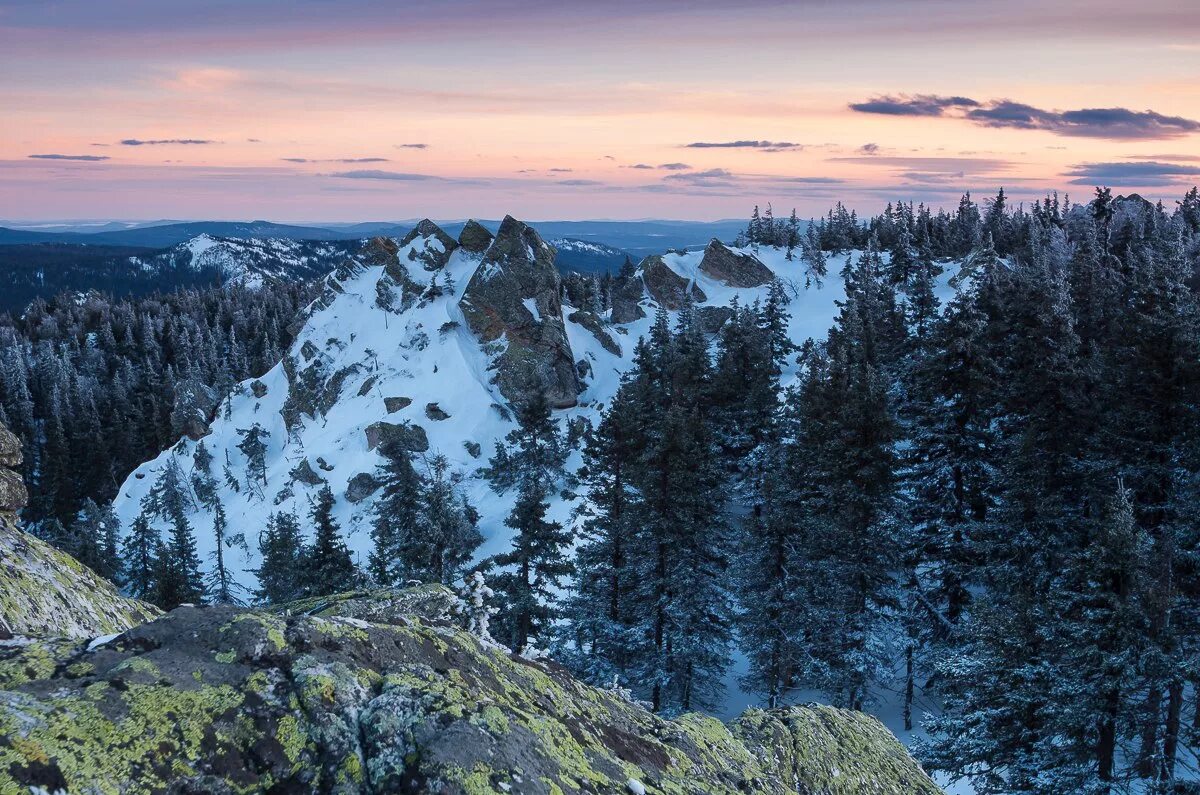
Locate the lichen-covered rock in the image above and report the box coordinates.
[0,425,26,532]
[400,219,459,271]
[457,219,494,254]
[0,587,940,794]
[568,310,621,355]
[0,526,159,639]
[364,421,430,453]
[459,215,581,408]
[170,378,219,441]
[698,239,774,287]
[641,255,706,309]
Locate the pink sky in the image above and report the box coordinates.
[3,0,1199,221]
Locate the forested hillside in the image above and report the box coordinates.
[2,188,1200,792]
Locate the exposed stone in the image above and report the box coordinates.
[698,238,774,287]
[0,586,940,794]
[568,310,621,355]
[425,402,450,421]
[697,305,736,334]
[463,441,482,459]
[459,215,581,408]
[289,459,325,487]
[640,255,706,309]
[357,375,377,397]
[457,218,494,254]
[364,421,430,453]
[383,396,412,413]
[169,378,218,441]
[250,380,268,398]
[609,272,646,324]
[345,473,380,503]
[400,219,458,271]
[364,236,422,313]
[0,425,26,532]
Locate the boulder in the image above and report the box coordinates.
[641,255,706,309]
[169,378,218,441]
[345,473,381,503]
[425,402,450,421]
[399,218,458,271]
[568,310,621,355]
[697,305,736,334]
[289,459,325,487]
[459,215,581,408]
[383,396,412,413]
[698,238,774,287]
[457,219,494,254]
[0,586,941,794]
[250,380,269,398]
[609,272,646,324]
[364,421,430,454]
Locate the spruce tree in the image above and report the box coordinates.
[254,512,306,604]
[303,485,358,597]
[369,438,424,586]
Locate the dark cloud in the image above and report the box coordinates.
[28,153,110,161]
[627,163,654,169]
[1063,160,1200,186]
[683,140,802,151]
[658,162,691,170]
[120,138,215,146]
[849,94,980,116]
[395,143,428,149]
[851,93,1200,140]
[858,143,880,155]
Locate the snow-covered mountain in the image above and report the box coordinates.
[548,237,631,272]
[132,233,362,288]
[113,217,859,583]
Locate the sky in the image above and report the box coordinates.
[2,0,1199,222]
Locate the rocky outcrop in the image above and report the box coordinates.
[641,255,706,309]
[0,586,941,794]
[0,425,26,533]
[457,219,494,254]
[697,305,736,334]
[170,378,218,441]
[568,310,621,355]
[0,425,158,639]
[400,219,458,271]
[364,421,430,454]
[609,271,646,324]
[459,215,581,408]
[366,236,422,314]
[345,473,380,503]
[383,396,412,413]
[698,239,774,287]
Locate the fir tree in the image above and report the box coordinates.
[303,485,358,597]
[254,512,306,604]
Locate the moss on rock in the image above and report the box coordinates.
[0,588,940,794]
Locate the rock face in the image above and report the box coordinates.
[0,425,26,533]
[641,255,706,309]
[459,215,581,408]
[609,270,647,324]
[698,239,775,288]
[0,424,158,638]
[170,378,219,441]
[457,218,494,254]
[400,219,458,271]
[568,310,621,355]
[0,586,941,794]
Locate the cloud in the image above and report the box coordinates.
[658,162,691,170]
[1125,153,1200,162]
[282,157,390,163]
[329,170,439,181]
[120,138,215,146]
[28,153,110,161]
[1063,160,1200,186]
[858,143,880,155]
[549,167,573,173]
[851,93,1200,140]
[663,168,736,187]
[395,143,429,149]
[829,155,1013,173]
[557,179,603,186]
[627,163,654,169]
[683,140,802,152]
[849,94,980,116]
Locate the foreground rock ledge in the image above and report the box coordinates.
[0,586,940,794]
